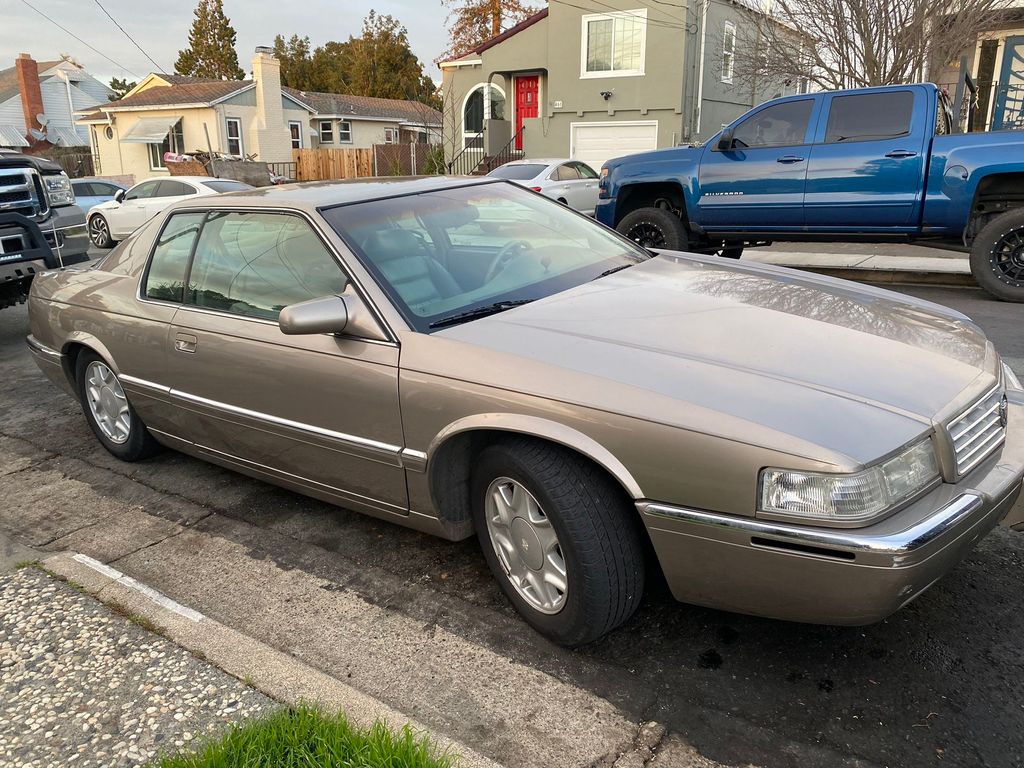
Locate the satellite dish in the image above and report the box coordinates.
[30,128,46,141]
[36,113,49,126]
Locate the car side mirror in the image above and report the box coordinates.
[114,189,126,202]
[278,292,389,342]
[716,128,735,152]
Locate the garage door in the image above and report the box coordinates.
[570,122,659,170]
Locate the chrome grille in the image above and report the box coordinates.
[0,167,47,220]
[948,386,1006,478]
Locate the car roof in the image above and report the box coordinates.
[501,158,571,166]
[185,175,500,211]
[74,177,125,185]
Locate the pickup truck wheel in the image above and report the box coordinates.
[617,207,688,250]
[88,215,114,249]
[471,438,645,646]
[76,352,161,461]
[971,209,1024,302]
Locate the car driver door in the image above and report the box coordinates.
[163,209,409,517]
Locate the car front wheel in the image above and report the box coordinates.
[616,207,689,250]
[88,215,115,249]
[76,351,160,461]
[971,209,1024,302]
[471,438,645,646]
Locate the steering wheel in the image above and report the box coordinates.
[485,240,532,283]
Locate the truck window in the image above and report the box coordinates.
[730,99,813,149]
[824,91,914,143]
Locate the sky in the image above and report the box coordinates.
[2,0,451,85]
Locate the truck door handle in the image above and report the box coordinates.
[776,155,805,164]
[885,150,918,158]
[174,333,197,354]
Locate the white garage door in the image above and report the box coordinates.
[570,121,659,170]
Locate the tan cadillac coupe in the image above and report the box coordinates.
[26,177,1024,645]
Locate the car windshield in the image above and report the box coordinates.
[488,164,546,180]
[322,181,649,332]
[204,180,252,193]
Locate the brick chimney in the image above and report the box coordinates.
[16,54,45,142]
[250,47,292,163]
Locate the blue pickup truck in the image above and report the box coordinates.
[595,83,1024,302]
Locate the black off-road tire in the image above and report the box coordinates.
[616,207,689,251]
[970,209,1024,302]
[76,351,161,461]
[471,437,645,646]
[88,214,115,249]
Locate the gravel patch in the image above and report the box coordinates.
[0,567,274,767]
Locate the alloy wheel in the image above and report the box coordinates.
[484,477,568,614]
[89,216,109,247]
[990,227,1024,286]
[84,361,131,444]
[626,222,666,248]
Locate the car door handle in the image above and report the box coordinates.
[174,333,197,354]
[885,150,918,158]
[776,155,805,164]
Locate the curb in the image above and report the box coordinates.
[42,551,504,768]
[744,252,977,288]
[785,265,976,288]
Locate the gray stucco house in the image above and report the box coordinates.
[440,0,806,170]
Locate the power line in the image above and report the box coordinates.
[549,0,689,32]
[18,0,142,78]
[92,0,167,75]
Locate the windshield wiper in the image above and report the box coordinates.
[428,299,536,329]
[591,263,637,281]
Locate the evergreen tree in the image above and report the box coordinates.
[108,77,136,100]
[440,0,538,61]
[175,0,245,80]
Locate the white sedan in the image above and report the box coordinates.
[87,176,252,248]
[487,159,601,216]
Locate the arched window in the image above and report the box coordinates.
[462,83,505,148]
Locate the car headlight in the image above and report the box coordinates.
[759,438,940,523]
[1003,361,1022,391]
[43,172,75,206]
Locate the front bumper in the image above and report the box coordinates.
[639,394,1024,625]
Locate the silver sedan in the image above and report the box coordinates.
[487,159,601,215]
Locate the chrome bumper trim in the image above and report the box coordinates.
[25,335,61,361]
[639,493,984,558]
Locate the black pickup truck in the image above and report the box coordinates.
[1,150,90,310]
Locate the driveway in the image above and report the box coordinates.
[1,285,1022,768]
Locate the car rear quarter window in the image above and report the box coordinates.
[144,212,205,302]
[824,91,914,143]
[185,212,347,321]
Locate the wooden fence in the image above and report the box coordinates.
[293,148,373,181]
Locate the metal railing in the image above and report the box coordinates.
[268,161,297,182]
[939,77,1024,132]
[477,126,525,175]
[446,131,484,175]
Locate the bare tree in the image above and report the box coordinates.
[735,0,1012,92]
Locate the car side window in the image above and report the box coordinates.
[143,212,205,302]
[125,181,159,201]
[72,182,93,197]
[824,91,914,144]
[554,164,580,181]
[156,180,196,197]
[573,162,599,179]
[185,212,348,321]
[730,99,814,149]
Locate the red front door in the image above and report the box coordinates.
[514,75,539,151]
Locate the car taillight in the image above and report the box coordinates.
[530,186,543,192]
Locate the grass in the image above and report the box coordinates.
[149,704,456,768]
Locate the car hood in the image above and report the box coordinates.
[431,254,995,466]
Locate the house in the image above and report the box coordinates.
[930,2,1024,131]
[439,0,805,170]
[0,54,112,148]
[77,48,441,181]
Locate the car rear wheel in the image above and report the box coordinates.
[971,209,1024,302]
[617,207,688,250]
[471,438,645,646]
[76,352,160,461]
[88,215,114,249]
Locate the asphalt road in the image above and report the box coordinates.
[1,284,1023,768]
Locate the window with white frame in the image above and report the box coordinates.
[722,22,736,84]
[289,121,302,149]
[319,120,333,144]
[148,120,184,170]
[384,127,399,144]
[338,121,352,143]
[581,9,647,78]
[225,117,242,156]
[462,83,505,148]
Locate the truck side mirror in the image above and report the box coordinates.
[716,128,735,152]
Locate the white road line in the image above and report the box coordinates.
[71,553,205,623]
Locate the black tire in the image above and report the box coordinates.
[76,351,161,461]
[616,207,689,250]
[471,437,645,646]
[88,214,115,249]
[970,209,1024,302]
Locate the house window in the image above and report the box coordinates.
[462,83,505,148]
[581,10,647,78]
[319,120,333,144]
[384,127,398,144]
[225,117,242,156]
[338,121,352,143]
[104,125,114,140]
[289,121,302,149]
[148,120,184,170]
[722,22,736,84]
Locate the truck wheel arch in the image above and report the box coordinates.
[613,182,688,227]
